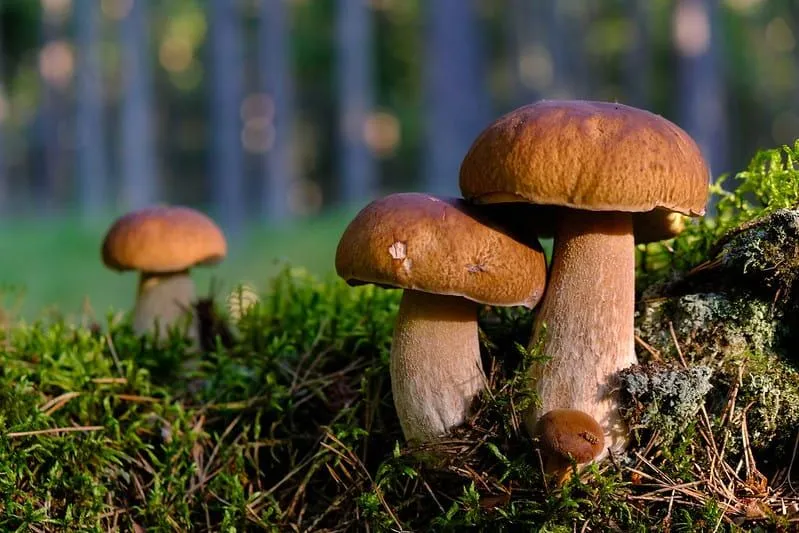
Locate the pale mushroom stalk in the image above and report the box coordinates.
[133,270,198,340]
[528,209,636,458]
[391,290,483,443]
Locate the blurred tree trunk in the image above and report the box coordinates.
[0,20,7,212]
[544,0,590,99]
[423,0,489,196]
[674,0,728,178]
[336,0,376,206]
[258,0,293,223]
[120,0,157,210]
[624,0,651,108]
[32,10,62,214]
[74,0,107,219]
[507,0,545,108]
[209,0,246,234]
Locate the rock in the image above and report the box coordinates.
[619,362,713,440]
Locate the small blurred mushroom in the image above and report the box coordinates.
[533,408,605,486]
[336,192,547,443]
[101,205,227,345]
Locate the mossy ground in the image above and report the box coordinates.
[6,143,799,531]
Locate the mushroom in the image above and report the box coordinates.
[459,100,710,457]
[335,192,547,443]
[102,205,227,343]
[633,209,687,244]
[533,408,605,485]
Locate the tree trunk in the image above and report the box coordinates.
[33,10,62,214]
[258,0,294,223]
[0,19,7,212]
[120,0,157,210]
[209,0,246,234]
[423,0,489,196]
[336,0,376,205]
[674,0,728,179]
[75,0,107,219]
[507,0,545,108]
[624,0,652,108]
[543,0,591,99]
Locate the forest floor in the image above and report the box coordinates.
[3,144,799,531]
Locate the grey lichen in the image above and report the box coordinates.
[635,292,776,362]
[619,362,713,440]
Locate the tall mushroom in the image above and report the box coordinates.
[102,205,227,343]
[336,192,547,443]
[459,100,710,457]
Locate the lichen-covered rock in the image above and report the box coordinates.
[619,362,713,440]
[643,209,799,304]
[632,209,799,469]
[705,209,799,297]
[635,292,777,361]
[710,351,799,466]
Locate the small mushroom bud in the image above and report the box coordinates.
[533,408,605,486]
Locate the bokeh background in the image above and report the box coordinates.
[0,0,794,319]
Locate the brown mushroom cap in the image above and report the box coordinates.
[102,206,227,273]
[533,408,605,464]
[335,192,547,308]
[459,99,710,222]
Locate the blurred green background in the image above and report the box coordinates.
[0,0,797,318]
[0,209,357,321]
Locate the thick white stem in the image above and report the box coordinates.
[133,271,199,345]
[526,211,637,457]
[391,290,485,443]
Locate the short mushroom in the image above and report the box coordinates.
[459,100,710,457]
[102,205,227,343]
[634,209,687,244]
[335,192,547,443]
[533,408,605,485]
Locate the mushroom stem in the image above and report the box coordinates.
[133,270,199,342]
[527,210,637,457]
[391,289,485,443]
[544,457,574,486]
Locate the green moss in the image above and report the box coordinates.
[716,209,799,291]
[0,267,719,531]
